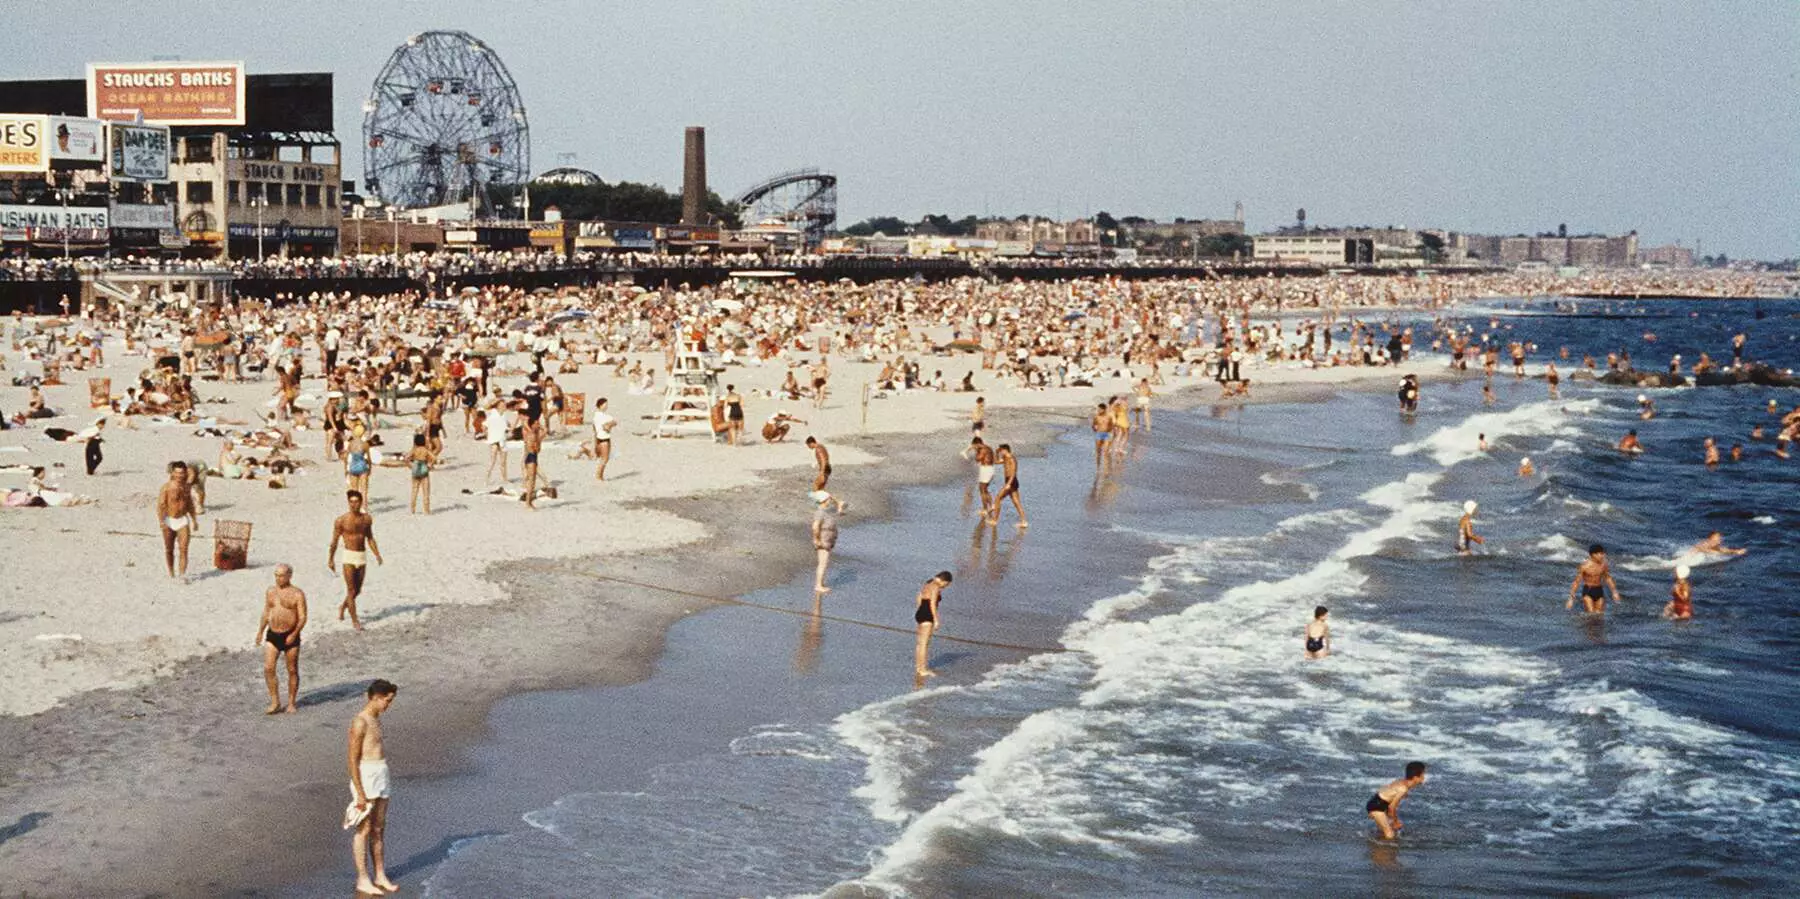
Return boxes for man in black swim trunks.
[255,564,308,715]
[1567,543,1622,614]
[991,443,1028,528]
[1367,761,1427,840]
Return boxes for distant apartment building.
[1469,232,1636,268]
[1640,244,1695,267]
[1252,235,1375,265]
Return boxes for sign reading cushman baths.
[87,61,246,126]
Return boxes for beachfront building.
[974,218,1101,255]
[1252,234,1376,266]
[1640,244,1696,268]
[0,68,341,260]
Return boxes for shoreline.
[0,340,1433,897]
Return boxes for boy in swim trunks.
[255,564,307,714]
[329,490,383,631]
[155,461,198,581]
[1366,761,1427,840]
[1567,543,1622,614]
[348,679,400,895]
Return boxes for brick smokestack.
[682,126,707,225]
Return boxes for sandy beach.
[0,309,1443,897]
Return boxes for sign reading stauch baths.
[87,61,245,126]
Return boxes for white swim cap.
[1676,564,1691,579]
[1464,500,1477,513]
[1638,394,1648,402]
[1521,457,1531,464]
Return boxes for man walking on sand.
[328,490,383,631]
[156,461,198,582]
[347,679,400,895]
[255,564,307,714]
[807,436,832,491]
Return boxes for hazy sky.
[4,1,1796,257]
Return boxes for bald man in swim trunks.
[155,461,198,582]
[328,490,383,631]
[255,563,308,714]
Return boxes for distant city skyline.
[3,0,1795,259]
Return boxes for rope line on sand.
[517,560,1078,656]
[101,528,1074,654]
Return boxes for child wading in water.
[1366,761,1428,840]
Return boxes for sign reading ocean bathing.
[87,61,246,126]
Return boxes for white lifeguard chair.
[654,340,722,438]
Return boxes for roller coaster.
[734,168,837,244]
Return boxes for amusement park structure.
[361,30,530,215]
[532,167,603,187]
[734,169,838,244]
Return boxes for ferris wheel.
[361,30,530,214]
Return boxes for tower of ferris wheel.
[361,30,530,214]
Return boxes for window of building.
[184,136,214,163]
[263,183,281,206]
[149,184,174,204]
[187,181,214,204]
[326,186,337,208]
[286,184,303,206]
[227,181,240,205]
[310,145,338,165]
[278,145,304,163]
[243,144,275,161]
[305,185,321,207]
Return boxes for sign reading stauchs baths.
[87,61,245,126]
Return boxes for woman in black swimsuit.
[1304,605,1330,659]
[724,385,745,446]
[914,571,953,678]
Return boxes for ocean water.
[408,297,1800,898]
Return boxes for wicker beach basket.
[213,520,253,570]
